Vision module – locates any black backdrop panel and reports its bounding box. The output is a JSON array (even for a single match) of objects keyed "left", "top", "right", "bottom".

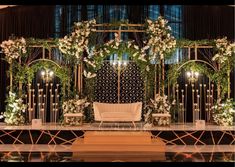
[
  {"left": 94, "top": 62, "right": 118, "bottom": 103},
  {"left": 94, "top": 61, "right": 144, "bottom": 103},
  {"left": 120, "top": 62, "right": 144, "bottom": 103}
]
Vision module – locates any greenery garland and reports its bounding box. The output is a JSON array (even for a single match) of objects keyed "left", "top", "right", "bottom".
[{"left": 176, "top": 38, "right": 216, "bottom": 48}]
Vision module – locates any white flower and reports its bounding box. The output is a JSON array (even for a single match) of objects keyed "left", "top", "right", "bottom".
[
  {"left": 84, "top": 70, "right": 96, "bottom": 78},
  {"left": 133, "top": 52, "right": 138, "bottom": 57},
  {"left": 147, "top": 19, "right": 152, "bottom": 24},
  {"left": 134, "top": 45, "right": 139, "bottom": 50},
  {"left": 146, "top": 65, "right": 150, "bottom": 72}
]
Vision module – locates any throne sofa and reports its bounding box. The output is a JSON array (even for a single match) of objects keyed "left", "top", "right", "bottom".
[{"left": 93, "top": 102, "right": 142, "bottom": 127}]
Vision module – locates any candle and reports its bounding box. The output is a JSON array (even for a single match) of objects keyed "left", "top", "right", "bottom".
[
  {"left": 192, "top": 88, "right": 195, "bottom": 123},
  {"left": 185, "top": 84, "right": 188, "bottom": 123},
  {"left": 203, "top": 84, "right": 207, "bottom": 121},
  {"left": 37, "top": 83, "right": 40, "bottom": 119},
  {"left": 197, "top": 95, "right": 200, "bottom": 120},
  {"left": 207, "top": 89, "right": 210, "bottom": 121},
  {"left": 32, "top": 91, "right": 35, "bottom": 119},
  {"left": 43, "top": 95, "right": 46, "bottom": 122},
  {"left": 199, "top": 84, "right": 202, "bottom": 120},
  {"left": 182, "top": 95, "right": 185, "bottom": 123},
  {"left": 28, "top": 84, "right": 31, "bottom": 123},
  {"left": 50, "top": 89, "right": 52, "bottom": 123},
  {"left": 210, "top": 84, "right": 214, "bottom": 123},
  {"left": 42, "top": 103, "right": 45, "bottom": 123},
  {"left": 181, "top": 89, "right": 184, "bottom": 123}
]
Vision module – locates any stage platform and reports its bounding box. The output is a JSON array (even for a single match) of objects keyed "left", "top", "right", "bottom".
[{"left": 0, "top": 123, "right": 234, "bottom": 145}]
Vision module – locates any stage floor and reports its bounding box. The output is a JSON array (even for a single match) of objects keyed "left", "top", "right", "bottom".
[
  {"left": 0, "top": 122, "right": 234, "bottom": 145},
  {"left": 0, "top": 122, "right": 234, "bottom": 131}
]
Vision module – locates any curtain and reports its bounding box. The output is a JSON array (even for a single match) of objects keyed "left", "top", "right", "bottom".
[
  {"left": 183, "top": 5, "right": 235, "bottom": 40},
  {"left": 0, "top": 5, "right": 55, "bottom": 113}
]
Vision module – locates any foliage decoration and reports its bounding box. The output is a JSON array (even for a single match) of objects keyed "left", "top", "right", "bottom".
[
  {"left": 0, "top": 92, "right": 26, "bottom": 125},
  {"left": 176, "top": 38, "right": 215, "bottom": 48},
  {"left": 26, "top": 38, "right": 58, "bottom": 49}
]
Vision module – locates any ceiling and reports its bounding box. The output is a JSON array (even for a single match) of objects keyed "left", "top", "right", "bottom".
[
  {"left": 0, "top": 5, "right": 17, "bottom": 10},
  {"left": 0, "top": 5, "right": 234, "bottom": 10}
]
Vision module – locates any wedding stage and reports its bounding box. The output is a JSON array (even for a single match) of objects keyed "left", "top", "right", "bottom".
[{"left": 0, "top": 122, "right": 234, "bottom": 145}]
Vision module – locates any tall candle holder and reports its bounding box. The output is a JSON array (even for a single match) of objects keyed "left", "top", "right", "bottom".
[
  {"left": 109, "top": 60, "right": 129, "bottom": 103},
  {"left": 185, "top": 84, "right": 188, "bottom": 123}
]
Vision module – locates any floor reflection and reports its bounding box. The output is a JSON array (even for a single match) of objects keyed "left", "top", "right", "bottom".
[{"left": 0, "top": 152, "right": 234, "bottom": 162}]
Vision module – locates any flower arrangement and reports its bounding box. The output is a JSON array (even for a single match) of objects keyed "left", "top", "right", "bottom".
[
  {"left": 144, "top": 94, "right": 172, "bottom": 127},
  {"left": 0, "top": 92, "right": 26, "bottom": 125},
  {"left": 212, "top": 37, "right": 235, "bottom": 64},
  {"left": 62, "top": 97, "right": 90, "bottom": 126},
  {"left": 58, "top": 19, "right": 96, "bottom": 63},
  {"left": 150, "top": 94, "right": 171, "bottom": 113},
  {"left": 212, "top": 99, "right": 235, "bottom": 126},
  {"left": 144, "top": 16, "right": 176, "bottom": 60},
  {"left": 0, "top": 37, "right": 27, "bottom": 63},
  {"left": 62, "top": 98, "right": 90, "bottom": 114}
]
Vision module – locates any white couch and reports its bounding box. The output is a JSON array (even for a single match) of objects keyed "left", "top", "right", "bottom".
[{"left": 93, "top": 102, "right": 142, "bottom": 127}]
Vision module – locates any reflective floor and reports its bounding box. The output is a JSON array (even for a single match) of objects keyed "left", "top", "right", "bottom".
[
  {"left": 0, "top": 151, "right": 234, "bottom": 162},
  {"left": 0, "top": 122, "right": 234, "bottom": 131}
]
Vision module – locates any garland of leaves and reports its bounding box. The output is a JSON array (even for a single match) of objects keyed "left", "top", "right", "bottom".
[{"left": 176, "top": 39, "right": 216, "bottom": 48}]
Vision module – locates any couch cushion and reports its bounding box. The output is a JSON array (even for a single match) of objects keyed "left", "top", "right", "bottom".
[
  {"left": 93, "top": 102, "right": 142, "bottom": 121},
  {"left": 101, "top": 112, "right": 134, "bottom": 121}
]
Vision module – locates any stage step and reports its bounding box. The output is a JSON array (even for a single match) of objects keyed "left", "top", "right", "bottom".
[
  {"left": 72, "top": 131, "right": 165, "bottom": 152},
  {"left": 71, "top": 131, "right": 166, "bottom": 161},
  {"left": 84, "top": 131, "right": 153, "bottom": 144}
]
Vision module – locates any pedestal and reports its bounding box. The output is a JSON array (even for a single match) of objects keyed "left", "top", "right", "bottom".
[{"left": 63, "top": 113, "right": 83, "bottom": 126}]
